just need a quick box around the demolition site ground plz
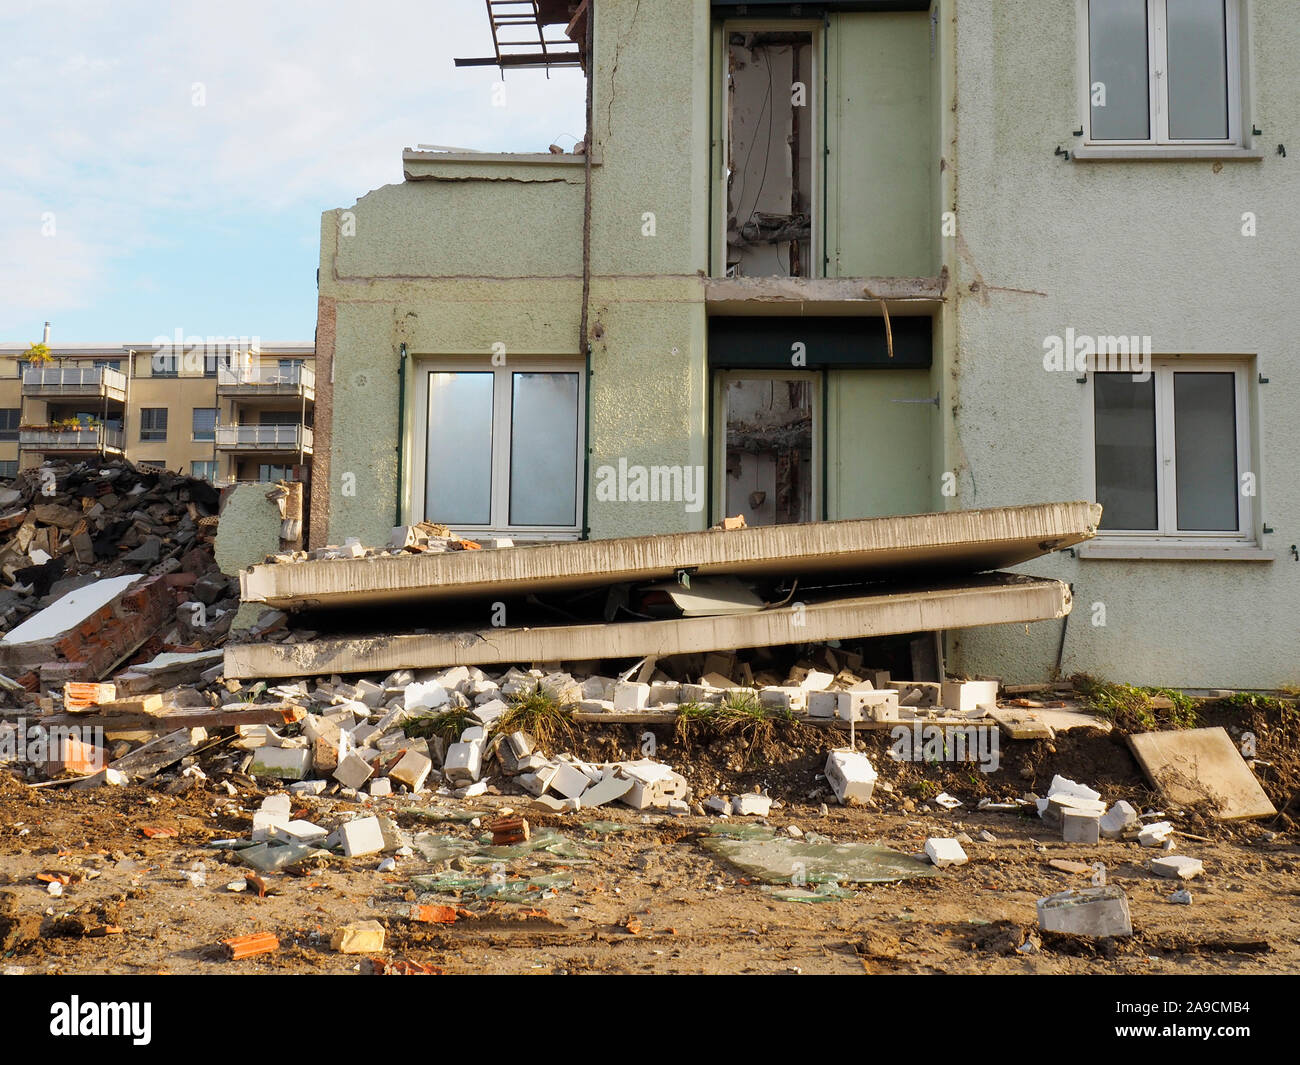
[2,692,1296,976]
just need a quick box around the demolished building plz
[309,0,1292,689]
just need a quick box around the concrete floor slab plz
[225,572,1071,679]
[240,502,1101,612]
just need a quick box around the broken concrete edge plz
[223,572,1071,679]
[239,502,1102,611]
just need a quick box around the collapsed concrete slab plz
[225,572,1071,679]
[240,502,1101,612]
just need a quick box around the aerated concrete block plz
[250,746,312,781]
[940,679,1000,713]
[925,838,968,869]
[388,749,432,792]
[1100,799,1139,839]
[442,739,483,785]
[731,793,772,817]
[612,682,650,711]
[1063,810,1102,844]
[1149,855,1203,880]
[824,749,876,805]
[807,690,839,718]
[333,751,375,790]
[339,816,384,857]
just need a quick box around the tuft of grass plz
[674,690,798,764]
[492,683,576,750]
[405,705,478,745]
[1074,674,1198,731]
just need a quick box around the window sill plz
[1076,542,1274,561]
[1072,146,1266,162]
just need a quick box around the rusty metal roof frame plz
[455,0,589,74]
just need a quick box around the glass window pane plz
[509,372,579,527]
[192,408,217,440]
[1167,0,1229,140]
[724,376,813,525]
[1174,372,1237,530]
[1089,0,1151,140]
[426,372,493,526]
[1094,373,1158,530]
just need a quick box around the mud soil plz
[1,698,1296,975]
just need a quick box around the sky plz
[0,0,586,345]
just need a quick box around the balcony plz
[217,364,315,403]
[20,426,126,456]
[22,367,127,404]
[214,424,313,455]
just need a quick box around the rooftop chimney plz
[42,321,50,345]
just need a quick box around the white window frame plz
[1086,358,1254,545]
[714,18,824,279]
[1080,0,1242,148]
[411,358,585,540]
[713,368,822,526]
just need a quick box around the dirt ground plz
[2,697,1297,976]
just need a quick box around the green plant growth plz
[492,683,576,749]
[405,705,479,746]
[24,342,53,366]
[1217,691,1298,717]
[1074,674,1198,731]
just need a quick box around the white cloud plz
[0,0,586,331]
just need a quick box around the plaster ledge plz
[1077,542,1274,561]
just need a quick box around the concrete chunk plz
[924,838,968,869]
[1100,799,1139,839]
[331,920,385,954]
[824,749,876,805]
[339,816,384,857]
[1062,810,1102,844]
[731,793,772,817]
[1149,855,1203,880]
[1037,887,1133,938]
[388,749,432,792]
[333,751,375,790]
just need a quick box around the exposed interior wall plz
[724,30,815,278]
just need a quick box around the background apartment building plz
[0,330,316,486]
[314,0,1294,688]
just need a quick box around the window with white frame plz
[1085,0,1241,145]
[1091,360,1252,541]
[419,363,584,535]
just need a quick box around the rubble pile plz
[0,459,237,646]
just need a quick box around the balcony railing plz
[19,426,125,454]
[22,366,128,402]
[217,364,315,399]
[214,424,313,452]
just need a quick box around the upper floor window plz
[1086,0,1240,146]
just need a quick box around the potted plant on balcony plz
[24,341,53,367]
